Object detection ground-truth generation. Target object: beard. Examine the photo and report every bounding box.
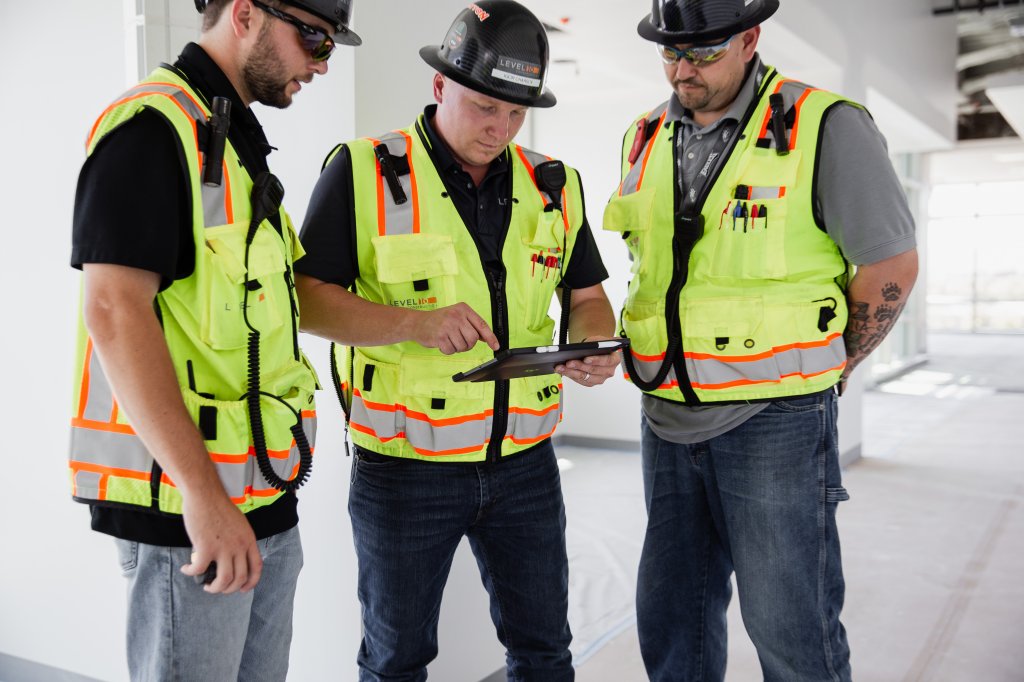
[242,23,294,109]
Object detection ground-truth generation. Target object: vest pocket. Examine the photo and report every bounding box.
[398,354,488,456]
[372,233,458,311]
[681,298,780,388]
[709,198,788,280]
[507,373,563,446]
[603,188,657,275]
[621,302,668,384]
[522,211,564,332]
[201,222,288,350]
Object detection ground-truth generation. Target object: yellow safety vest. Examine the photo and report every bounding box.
[333,115,584,462]
[69,67,318,514]
[604,67,853,404]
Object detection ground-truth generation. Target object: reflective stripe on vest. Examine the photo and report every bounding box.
[339,118,582,461]
[70,69,318,513]
[606,68,850,403]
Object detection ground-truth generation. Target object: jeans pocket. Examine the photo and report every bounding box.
[764,392,826,414]
[355,447,404,467]
[115,539,138,575]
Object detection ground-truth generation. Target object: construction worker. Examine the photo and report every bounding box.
[295,1,616,678]
[605,1,918,679]
[68,1,359,678]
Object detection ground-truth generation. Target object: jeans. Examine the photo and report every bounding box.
[348,440,574,682]
[636,391,852,682]
[114,525,303,682]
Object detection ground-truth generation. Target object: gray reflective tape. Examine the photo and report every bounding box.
[73,471,104,500]
[627,356,679,389]
[81,348,115,423]
[377,133,416,236]
[70,426,152,471]
[685,336,846,388]
[202,182,229,228]
[507,403,561,443]
[123,83,206,122]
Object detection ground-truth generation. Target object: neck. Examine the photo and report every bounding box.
[197,33,253,107]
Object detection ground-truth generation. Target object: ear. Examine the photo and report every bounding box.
[740,27,760,61]
[432,73,446,105]
[230,0,258,39]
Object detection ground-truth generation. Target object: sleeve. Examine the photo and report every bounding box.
[815,104,917,265]
[295,145,360,288]
[560,169,610,290]
[71,110,193,291]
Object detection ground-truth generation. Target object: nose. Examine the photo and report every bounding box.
[311,58,328,76]
[673,58,698,80]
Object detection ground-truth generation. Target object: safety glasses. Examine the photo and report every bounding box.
[657,35,735,67]
[252,0,335,62]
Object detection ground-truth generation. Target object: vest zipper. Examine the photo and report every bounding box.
[485,267,509,463]
[663,67,779,405]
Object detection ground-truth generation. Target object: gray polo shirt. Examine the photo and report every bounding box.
[644,56,916,444]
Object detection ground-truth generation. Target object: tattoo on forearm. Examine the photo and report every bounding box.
[843,282,907,376]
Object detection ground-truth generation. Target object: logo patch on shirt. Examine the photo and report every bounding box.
[391,296,439,311]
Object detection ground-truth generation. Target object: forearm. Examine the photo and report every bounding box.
[563,284,616,343]
[842,249,919,379]
[297,274,421,346]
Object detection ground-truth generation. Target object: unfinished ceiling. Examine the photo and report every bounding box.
[935,0,1024,139]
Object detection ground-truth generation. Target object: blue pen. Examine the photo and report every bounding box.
[732,202,743,231]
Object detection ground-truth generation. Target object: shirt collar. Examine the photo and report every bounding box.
[175,43,275,159]
[420,104,508,180]
[667,55,765,133]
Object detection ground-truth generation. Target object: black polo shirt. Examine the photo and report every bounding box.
[70,43,297,547]
[297,105,608,289]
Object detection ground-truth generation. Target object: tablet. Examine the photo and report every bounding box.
[452,339,629,383]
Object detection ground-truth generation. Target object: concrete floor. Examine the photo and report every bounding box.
[566,332,1024,682]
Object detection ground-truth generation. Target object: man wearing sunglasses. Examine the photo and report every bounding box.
[296,1,617,678]
[69,1,358,679]
[604,1,918,680]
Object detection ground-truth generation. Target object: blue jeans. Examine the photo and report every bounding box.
[114,525,303,682]
[637,391,852,682]
[348,440,574,682]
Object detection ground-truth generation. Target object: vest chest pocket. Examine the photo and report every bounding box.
[709,197,788,281]
[521,210,565,332]
[372,234,458,311]
[603,187,657,276]
[201,222,289,350]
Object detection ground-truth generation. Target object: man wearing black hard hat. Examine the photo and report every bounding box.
[297,1,616,678]
[605,1,918,679]
[69,1,358,679]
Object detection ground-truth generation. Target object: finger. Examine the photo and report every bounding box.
[223,553,249,595]
[438,338,455,355]
[180,550,209,577]
[205,555,235,594]
[240,544,263,593]
[467,312,500,350]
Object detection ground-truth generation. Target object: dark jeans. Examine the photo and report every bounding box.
[348,440,574,682]
[637,391,852,682]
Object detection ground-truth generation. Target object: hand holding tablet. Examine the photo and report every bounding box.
[452,338,629,383]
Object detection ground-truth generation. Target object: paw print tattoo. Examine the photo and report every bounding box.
[882,282,902,302]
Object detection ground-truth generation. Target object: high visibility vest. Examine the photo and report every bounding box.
[69,67,319,514]
[332,115,584,462]
[604,67,853,404]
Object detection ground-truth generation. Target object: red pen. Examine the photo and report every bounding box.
[750,203,759,228]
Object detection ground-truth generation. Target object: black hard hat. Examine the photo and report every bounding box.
[638,0,779,45]
[194,0,361,46]
[419,0,556,108]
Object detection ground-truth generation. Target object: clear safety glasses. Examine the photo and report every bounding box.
[657,35,735,67]
[252,0,336,62]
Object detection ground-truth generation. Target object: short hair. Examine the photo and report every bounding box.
[201,0,232,32]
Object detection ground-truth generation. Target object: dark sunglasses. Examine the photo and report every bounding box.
[251,0,335,62]
[658,35,735,67]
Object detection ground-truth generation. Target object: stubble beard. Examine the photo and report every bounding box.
[242,24,293,109]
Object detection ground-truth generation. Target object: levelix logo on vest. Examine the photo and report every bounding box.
[391,296,439,310]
